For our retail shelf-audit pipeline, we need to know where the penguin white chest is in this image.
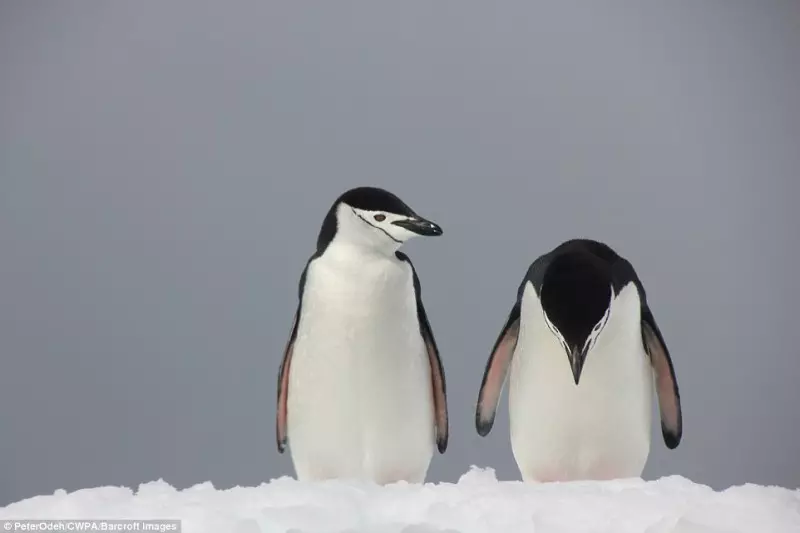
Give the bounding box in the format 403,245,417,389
286,247,435,483
508,284,654,482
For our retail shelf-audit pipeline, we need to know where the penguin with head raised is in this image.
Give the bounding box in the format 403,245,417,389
475,238,682,482
276,186,448,484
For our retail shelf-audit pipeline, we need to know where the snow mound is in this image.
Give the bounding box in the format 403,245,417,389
2,467,799,533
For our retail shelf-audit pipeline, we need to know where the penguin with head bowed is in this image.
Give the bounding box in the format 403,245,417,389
475,238,682,482
276,186,448,484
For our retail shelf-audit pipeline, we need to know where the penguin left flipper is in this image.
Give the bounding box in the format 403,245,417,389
612,257,683,450
475,301,521,437
396,251,449,453
640,307,683,449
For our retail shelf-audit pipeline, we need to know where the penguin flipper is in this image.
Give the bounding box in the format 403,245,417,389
422,315,448,454
641,308,682,449
475,301,521,437
276,308,299,454
396,252,449,454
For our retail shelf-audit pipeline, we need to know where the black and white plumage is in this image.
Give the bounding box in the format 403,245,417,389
276,186,448,484
475,238,682,482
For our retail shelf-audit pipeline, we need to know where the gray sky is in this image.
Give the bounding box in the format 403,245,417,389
1,2,799,506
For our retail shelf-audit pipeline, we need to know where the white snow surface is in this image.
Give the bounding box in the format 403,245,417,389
2,467,799,533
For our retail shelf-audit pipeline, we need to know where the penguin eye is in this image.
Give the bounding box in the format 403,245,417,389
373,214,386,222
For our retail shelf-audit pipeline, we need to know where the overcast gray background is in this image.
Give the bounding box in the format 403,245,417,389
1,2,799,506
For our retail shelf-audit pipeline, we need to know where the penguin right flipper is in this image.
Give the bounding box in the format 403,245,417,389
475,301,521,436
275,308,299,453
276,261,312,454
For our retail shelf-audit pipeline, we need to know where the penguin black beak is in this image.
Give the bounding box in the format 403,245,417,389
392,216,443,236
568,344,589,385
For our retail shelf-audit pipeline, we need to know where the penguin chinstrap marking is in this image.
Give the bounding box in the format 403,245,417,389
475,238,682,483
276,186,448,484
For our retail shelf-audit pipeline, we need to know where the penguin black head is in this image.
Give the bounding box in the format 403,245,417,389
316,186,442,253
532,239,620,385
